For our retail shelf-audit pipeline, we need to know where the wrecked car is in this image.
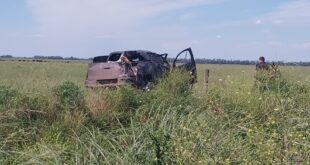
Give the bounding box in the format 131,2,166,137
85,48,196,89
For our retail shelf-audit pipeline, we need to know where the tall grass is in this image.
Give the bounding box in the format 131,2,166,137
0,62,309,164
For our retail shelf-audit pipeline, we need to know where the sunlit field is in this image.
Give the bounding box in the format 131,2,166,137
0,61,309,164
1,61,309,91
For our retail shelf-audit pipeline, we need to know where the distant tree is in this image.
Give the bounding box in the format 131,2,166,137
0,55,13,58
48,56,63,60
169,57,310,66
64,56,80,60
34,55,46,59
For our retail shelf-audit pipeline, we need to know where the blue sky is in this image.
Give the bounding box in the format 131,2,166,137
1,0,310,61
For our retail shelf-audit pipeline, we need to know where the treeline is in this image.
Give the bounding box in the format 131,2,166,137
2,55,310,66
196,59,310,66
0,55,13,58
168,58,310,66
33,55,84,60
195,58,255,65
0,55,84,60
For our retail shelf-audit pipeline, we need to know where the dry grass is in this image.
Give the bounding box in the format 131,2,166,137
85,90,112,119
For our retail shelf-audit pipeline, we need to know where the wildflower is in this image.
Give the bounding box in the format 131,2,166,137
274,108,280,111
259,97,262,100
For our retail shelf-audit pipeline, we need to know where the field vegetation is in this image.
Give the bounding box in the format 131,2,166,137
0,61,309,164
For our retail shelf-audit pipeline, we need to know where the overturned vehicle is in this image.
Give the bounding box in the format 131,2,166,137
85,48,197,89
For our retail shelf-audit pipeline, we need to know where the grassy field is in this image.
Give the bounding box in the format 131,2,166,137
0,61,309,164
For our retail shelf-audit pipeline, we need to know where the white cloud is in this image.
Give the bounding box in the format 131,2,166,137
216,35,222,39
266,41,282,47
255,19,262,25
27,0,221,38
273,20,283,24
262,29,271,33
292,42,310,49
179,13,196,21
161,39,201,50
25,0,223,56
239,41,282,48
264,0,310,26
24,33,44,38
94,35,114,39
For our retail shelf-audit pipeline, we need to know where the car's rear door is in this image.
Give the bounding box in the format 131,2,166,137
172,48,197,84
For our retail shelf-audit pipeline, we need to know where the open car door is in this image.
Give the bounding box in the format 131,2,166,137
173,48,197,84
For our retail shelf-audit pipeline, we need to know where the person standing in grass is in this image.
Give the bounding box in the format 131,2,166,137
254,56,282,92
256,56,269,70
254,56,269,91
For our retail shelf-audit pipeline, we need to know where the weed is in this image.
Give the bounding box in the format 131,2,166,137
0,85,19,108
53,81,86,112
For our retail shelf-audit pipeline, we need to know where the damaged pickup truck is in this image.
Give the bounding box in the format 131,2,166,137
85,48,197,89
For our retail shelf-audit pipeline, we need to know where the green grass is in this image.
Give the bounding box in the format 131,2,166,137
0,61,87,91
0,61,309,164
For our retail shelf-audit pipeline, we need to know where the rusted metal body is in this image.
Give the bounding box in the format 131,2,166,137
85,62,134,87
85,48,197,89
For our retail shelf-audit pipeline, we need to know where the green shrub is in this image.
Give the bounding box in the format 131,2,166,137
108,85,142,112
21,92,49,111
53,81,86,111
146,69,198,112
0,85,19,108
254,68,280,92
104,85,142,125
254,67,307,97
154,69,193,97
